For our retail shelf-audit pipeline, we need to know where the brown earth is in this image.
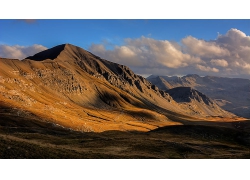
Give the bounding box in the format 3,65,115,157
0,44,240,133
0,107,249,158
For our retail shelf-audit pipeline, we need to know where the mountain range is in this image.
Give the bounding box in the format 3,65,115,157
147,74,250,118
1,43,250,159
0,44,244,133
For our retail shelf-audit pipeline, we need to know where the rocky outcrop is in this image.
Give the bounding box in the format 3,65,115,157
166,87,233,117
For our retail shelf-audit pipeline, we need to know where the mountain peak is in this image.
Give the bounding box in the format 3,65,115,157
166,87,213,105
25,44,66,61
25,43,95,62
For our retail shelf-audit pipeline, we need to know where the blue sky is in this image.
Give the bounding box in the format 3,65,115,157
0,19,250,78
1,19,249,49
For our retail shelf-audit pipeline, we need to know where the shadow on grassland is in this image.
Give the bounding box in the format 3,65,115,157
1,103,250,159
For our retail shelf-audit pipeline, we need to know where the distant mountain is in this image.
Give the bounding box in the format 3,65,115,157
166,87,231,117
147,74,250,118
0,44,239,133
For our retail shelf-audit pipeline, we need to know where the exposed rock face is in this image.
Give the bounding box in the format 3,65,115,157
0,44,239,132
166,87,232,116
25,44,172,102
147,74,250,118
166,87,213,104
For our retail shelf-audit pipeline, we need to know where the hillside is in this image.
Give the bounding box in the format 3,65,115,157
166,87,232,117
147,74,250,118
0,44,240,133
1,104,250,158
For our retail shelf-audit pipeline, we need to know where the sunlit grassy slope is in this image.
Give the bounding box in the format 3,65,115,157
0,44,242,133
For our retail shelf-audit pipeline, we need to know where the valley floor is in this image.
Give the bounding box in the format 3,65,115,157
1,113,250,159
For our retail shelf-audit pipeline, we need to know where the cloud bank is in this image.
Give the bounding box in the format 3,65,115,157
89,28,250,78
0,44,47,60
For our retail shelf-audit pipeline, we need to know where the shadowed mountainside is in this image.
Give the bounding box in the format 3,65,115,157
0,44,240,133
147,74,250,118
165,87,229,117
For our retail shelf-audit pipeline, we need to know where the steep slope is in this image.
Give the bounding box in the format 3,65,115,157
147,74,250,118
0,44,239,132
166,87,233,117
24,44,177,111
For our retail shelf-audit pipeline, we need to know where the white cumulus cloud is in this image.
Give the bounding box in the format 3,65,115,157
89,28,250,78
210,59,229,67
182,36,230,58
90,36,202,70
0,44,47,60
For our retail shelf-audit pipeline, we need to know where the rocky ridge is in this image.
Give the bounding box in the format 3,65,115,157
147,74,250,118
0,44,239,132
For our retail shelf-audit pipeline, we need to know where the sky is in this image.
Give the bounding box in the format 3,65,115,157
0,0,250,177
1,19,250,78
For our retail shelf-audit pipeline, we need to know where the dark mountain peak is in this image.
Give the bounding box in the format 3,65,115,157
166,87,213,105
25,43,97,62
25,44,66,61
